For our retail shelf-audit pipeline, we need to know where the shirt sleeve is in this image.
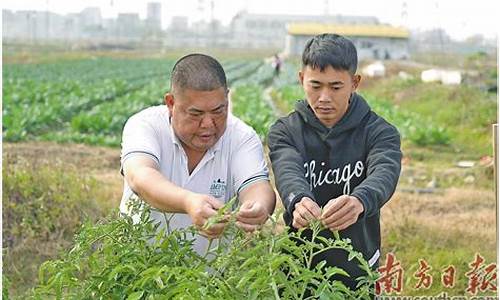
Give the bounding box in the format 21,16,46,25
230,130,269,195
267,120,315,216
351,121,402,219
120,114,162,174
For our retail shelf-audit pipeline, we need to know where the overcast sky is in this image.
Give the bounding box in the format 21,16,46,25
2,0,498,41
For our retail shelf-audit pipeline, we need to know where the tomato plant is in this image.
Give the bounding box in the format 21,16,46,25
35,197,376,299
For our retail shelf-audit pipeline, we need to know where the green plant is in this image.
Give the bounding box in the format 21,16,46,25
2,156,108,299
34,197,377,299
360,76,496,154
270,85,305,114
231,84,278,140
3,275,11,299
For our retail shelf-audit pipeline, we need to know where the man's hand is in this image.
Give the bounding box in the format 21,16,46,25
185,193,228,239
235,201,269,232
236,181,276,233
292,197,322,229
321,195,364,231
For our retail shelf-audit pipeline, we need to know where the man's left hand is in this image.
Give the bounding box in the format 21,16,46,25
321,195,364,231
235,201,269,232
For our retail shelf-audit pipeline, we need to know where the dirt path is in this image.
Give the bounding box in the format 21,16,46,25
262,85,287,117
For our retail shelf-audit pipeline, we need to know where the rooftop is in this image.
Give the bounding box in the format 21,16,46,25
288,22,409,38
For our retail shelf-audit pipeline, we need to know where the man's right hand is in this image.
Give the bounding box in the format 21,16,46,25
185,193,228,239
292,197,321,229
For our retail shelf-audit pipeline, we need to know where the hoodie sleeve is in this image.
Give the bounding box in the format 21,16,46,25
351,120,402,219
268,119,315,216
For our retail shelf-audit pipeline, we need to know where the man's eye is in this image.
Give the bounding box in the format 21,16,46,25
311,85,320,90
190,112,202,117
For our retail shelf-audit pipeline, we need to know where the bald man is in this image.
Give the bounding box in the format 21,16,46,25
120,54,276,254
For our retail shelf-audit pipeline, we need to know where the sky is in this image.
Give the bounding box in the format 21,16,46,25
2,0,499,41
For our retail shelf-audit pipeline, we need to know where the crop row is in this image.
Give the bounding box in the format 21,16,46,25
231,84,278,140
3,58,281,146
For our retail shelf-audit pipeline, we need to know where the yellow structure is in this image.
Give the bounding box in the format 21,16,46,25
285,22,410,59
288,23,409,39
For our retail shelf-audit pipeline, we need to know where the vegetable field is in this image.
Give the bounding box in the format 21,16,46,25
3,58,277,145
2,51,497,299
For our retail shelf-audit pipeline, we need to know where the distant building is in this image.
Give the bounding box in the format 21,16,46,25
80,7,102,28
3,9,68,41
146,2,162,32
3,6,413,53
78,8,105,39
169,16,188,32
165,16,196,47
285,22,410,60
116,13,141,40
229,11,379,49
2,2,161,43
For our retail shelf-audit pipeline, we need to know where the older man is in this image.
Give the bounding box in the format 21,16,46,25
120,53,276,253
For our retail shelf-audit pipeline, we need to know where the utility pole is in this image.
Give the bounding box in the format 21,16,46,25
196,0,204,46
324,0,329,16
494,124,498,252
434,1,444,54
210,0,216,47
45,0,50,40
401,1,408,28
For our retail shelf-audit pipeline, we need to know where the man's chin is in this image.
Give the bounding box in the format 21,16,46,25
193,141,216,151
318,117,337,128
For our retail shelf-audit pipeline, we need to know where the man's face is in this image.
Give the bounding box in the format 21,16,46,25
165,87,228,154
299,65,360,128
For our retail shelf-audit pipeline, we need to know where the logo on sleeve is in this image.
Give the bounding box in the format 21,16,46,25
209,178,227,198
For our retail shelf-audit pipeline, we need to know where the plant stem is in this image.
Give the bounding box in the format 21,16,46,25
203,239,214,259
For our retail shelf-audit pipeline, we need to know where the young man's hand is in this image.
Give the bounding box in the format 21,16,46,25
185,193,228,239
321,195,364,231
235,201,268,232
292,197,322,229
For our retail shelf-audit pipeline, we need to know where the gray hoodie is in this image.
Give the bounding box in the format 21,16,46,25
268,93,402,288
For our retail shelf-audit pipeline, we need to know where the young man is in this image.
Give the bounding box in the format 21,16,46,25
120,53,276,254
268,34,402,290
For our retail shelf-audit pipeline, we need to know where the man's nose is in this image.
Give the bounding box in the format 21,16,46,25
318,88,332,102
200,114,215,128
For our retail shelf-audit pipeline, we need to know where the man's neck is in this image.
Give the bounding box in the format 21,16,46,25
184,147,207,175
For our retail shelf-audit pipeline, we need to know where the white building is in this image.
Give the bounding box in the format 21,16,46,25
146,2,162,31
80,7,102,29
3,2,161,43
116,13,142,40
229,11,378,49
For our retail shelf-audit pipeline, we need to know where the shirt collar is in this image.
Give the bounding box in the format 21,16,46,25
167,115,182,146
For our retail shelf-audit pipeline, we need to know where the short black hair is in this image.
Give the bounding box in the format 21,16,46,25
302,33,358,75
170,53,227,93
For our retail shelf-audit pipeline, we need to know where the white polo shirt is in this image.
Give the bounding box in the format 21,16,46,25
120,105,269,254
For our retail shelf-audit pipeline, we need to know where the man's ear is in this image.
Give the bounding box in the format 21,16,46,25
164,93,174,109
298,70,304,86
352,74,362,90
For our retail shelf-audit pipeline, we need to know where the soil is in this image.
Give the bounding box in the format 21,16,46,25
3,141,124,206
